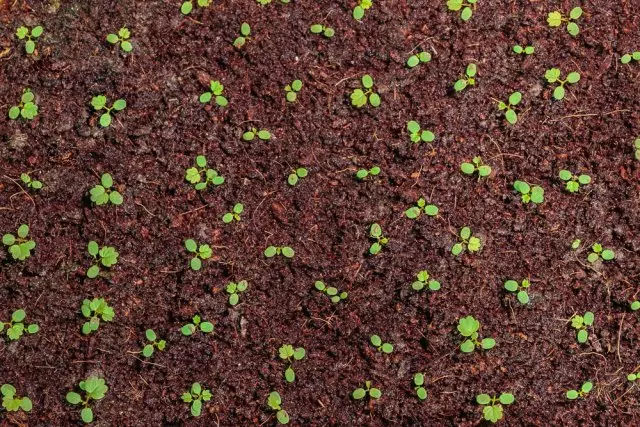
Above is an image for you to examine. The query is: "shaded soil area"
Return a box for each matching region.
[1,0,640,425]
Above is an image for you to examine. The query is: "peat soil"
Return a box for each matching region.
[1,0,640,425]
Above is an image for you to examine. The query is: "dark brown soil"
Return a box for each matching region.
[1,0,640,425]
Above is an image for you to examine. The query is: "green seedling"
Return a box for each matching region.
[81,298,114,335]
[447,0,477,21]
[279,344,306,383]
[513,44,534,55]
[226,280,248,306]
[460,156,491,178]
[1,384,32,412]
[91,95,126,127]
[287,167,308,185]
[504,279,531,304]
[264,245,295,258]
[545,68,580,100]
[181,383,212,417]
[369,223,388,255]
[548,7,583,36]
[284,80,302,102]
[559,170,591,192]
[411,270,441,291]
[370,334,393,353]
[454,63,477,92]
[350,74,380,108]
[106,27,132,52]
[356,166,380,180]
[587,243,615,263]
[571,239,581,250]
[181,315,214,336]
[185,155,225,190]
[89,173,123,205]
[181,0,211,15]
[1,309,39,341]
[451,226,481,256]
[2,224,36,260]
[457,315,495,353]
[413,373,427,400]
[406,120,435,143]
[16,25,43,54]
[310,24,335,38]
[66,377,108,424]
[86,241,119,278]
[566,381,593,399]
[627,370,640,381]
[631,300,640,311]
[407,51,431,68]
[352,381,381,400]
[223,203,244,223]
[267,391,289,424]
[243,128,271,141]
[233,23,251,49]
[570,311,594,344]
[141,329,166,358]
[405,198,439,219]
[353,0,373,20]
[184,239,212,271]
[314,281,347,303]
[513,180,544,204]
[476,393,515,423]
[496,91,522,124]
[635,138,640,160]
[199,80,228,106]
[8,88,38,120]
[20,173,43,190]
[621,51,640,64]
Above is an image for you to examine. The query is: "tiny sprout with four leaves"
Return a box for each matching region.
[513,45,534,55]
[284,80,302,102]
[9,88,38,120]
[314,281,348,303]
[447,0,478,22]
[267,391,290,424]
[16,25,43,54]
[353,0,373,21]
[621,51,640,64]
[181,315,214,336]
[497,91,522,125]
[406,120,435,143]
[407,51,431,68]
[411,270,441,292]
[476,393,515,424]
[587,243,615,263]
[547,7,583,36]
[184,239,212,271]
[405,198,439,219]
[310,24,335,38]
[504,279,531,304]
[2,224,36,260]
[559,170,591,193]
[91,95,126,127]
[181,383,212,417]
[545,68,580,100]
[454,63,477,92]
[181,0,210,15]
[223,203,244,223]
[369,223,388,255]
[570,311,594,344]
[287,167,308,185]
[233,23,251,49]
[452,226,481,256]
[370,334,393,354]
[264,245,295,258]
[1,309,39,341]
[81,298,115,335]
[351,75,380,108]
[185,155,225,190]
[90,173,123,205]
[199,80,228,107]
[20,173,43,190]
[352,380,381,400]
[413,373,427,400]
[243,128,271,141]
[566,381,593,400]
[457,315,495,353]
[106,27,132,52]
[141,329,166,358]
[356,166,380,180]
[226,280,248,306]
[66,377,108,424]
[1,384,32,412]
[461,156,491,178]
[513,180,544,204]
[86,241,119,278]
[279,344,306,383]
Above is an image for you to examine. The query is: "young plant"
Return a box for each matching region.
[570,311,594,344]
[457,315,495,353]
[356,166,381,180]
[91,95,126,127]
[226,280,248,306]
[406,120,435,143]
[370,335,393,353]
[264,246,295,258]
[353,0,373,21]
[545,68,580,100]
[279,344,306,383]
[233,23,251,48]
[314,281,347,303]
[266,391,289,425]
[587,243,615,263]
[141,329,166,358]
[20,173,43,190]
[447,0,477,21]
[181,0,210,15]
[413,373,427,400]
[66,377,108,423]
[199,80,228,106]
[284,80,302,102]
[8,88,38,120]
[89,173,123,205]
[181,383,212,417]
[222,203,244,223]
[621,51,640,64]
[406,51,431,68]
[451,226,481,256]
[559,170,591,193]
[504,279,531,304]
[497,91,522,124]
[287,167,308,185]
[476,393,515,423]
[81,298,114,335]
[106,27,132,52]
[184,239,212,271]
[310,24,335,38]
[460,156,491,178]
[350,75,380,108]
[2,224,36,260]
[86,241,119,278]
[185,155,225,190]
[547,7,583,36]
[242,128,271,141]
[16,25,43,54]
[513,44,534,55]
[368,223,388,255]
[405,198,439,219]
[181,315,214,336]
[352,381,381,400]
[513,180,544,204]
[453,64,476,92]
[635,138,640,160]
[411,270,441,291]
[1,309,39,341]
[1,384,32,412]
[566,381,593,399]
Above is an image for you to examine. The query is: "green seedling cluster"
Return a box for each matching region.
[226,280,248,306]
[9,88,38,120]
[3,224,36,260]
[90,173,123,205]
[621,51,640,64]
[405,198,438,219]
[284,80,302,102]
[141,329,166,358]
[356,166,380,180]
[223,203,244,223]
[287,167,308,185]
[233,23,251,49]
[181,315,214,336]
[406,120,435,143]
[447,0,477,21]
[66,377,108,423]
[570,311,594,344]
[279,344,306,382]
[370,334,393,353]
[457,315,495,353]
[267,391,290,424]
[504,279,531,304]
[352,381,381,400]
[497,91,522,124]
[454,63,477,92]
[547,7,583,36]
[185,155,225,190]
[476,393,515,423]
[314,281,348,303]
[264,245,295,258]
[413,373,427,400]
[587,243,615,263]
[566,381,593,399]
[368,223,388,255]
[353,0,372,21]
[411,270,441,291]
[451,226,481,256]
[545,68,580,100]
[243,128,271,141]
[351,75,380,108]
[513,180,544,204]
[1,309,39,341]
[86,241,119,278]
[91,95,126,127]
[1,384,32,412]
[407,51,431,68]
[513,44,534,55]
[461,156,491,178]
[106,27,133,52]
[16,25,43,54]
[181,383,211,417]
[310,24,334,38]
[181,0,210,15]
[184,239,212,271]
[199,80,228,106]
[559,170,591,192]
[20,173,43,190]
[81,298,115,335]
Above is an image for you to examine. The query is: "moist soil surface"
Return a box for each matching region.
[1,0,640,426]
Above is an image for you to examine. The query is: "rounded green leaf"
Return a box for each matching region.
[191,399,202,417]
[352,388,366,399]
[601,249,615,260]
[285,367,295,382]
[361,75,374,89]
[310,24,323,34]
[570,7,583,20]
[460,7,472,21]
[3,233,16,245]
[517,291,529,304]
[581,381,593,393]
[621,54,631,64]
[190,257,202,271]
[567,22,579,36]
[27,324,39,334]
[407,55,419,68]
[559,170,572,181]
[460,339,475,353]
[577,174,591,184]
[9,106,20,119]
[109,191,123,205]
[281,247,295,258]
[142,344,154,357]
[416,387,427,400]
[566,72,580,84]
[276,409,289,424]
[424,205,438,216]
[369,388,382,399]
[481,338,496,349]
[66,391,82,404]
[25,40,35,54]
[454,79,467,92]
[583,311,594,325]
[229,293,239,306]
[513,45,523,54]
[112,99,127,111]
[504,280,518,292]
[258,130,271,140]
[451,243,463,256]
[566,389,579,399]
[185,239,197,252]
[460,227,471,240]
[106,33,119,44]
[381,343,393,353]
[199,92,212,103]
[505,109,517,125]
[240,23,251,37]
[460,163,475,174]
[499,393,515,405]
[81,407,94,423]
[476,394,491,405]
[181,1,193,14]
[369,93,381,107]
[509,91,522,105]
[577,329,588,343]
[100,113,112,127]
[87,265,100,278]
[145,329,157,341]
[286,92,297,102]
[200,322,214,333]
